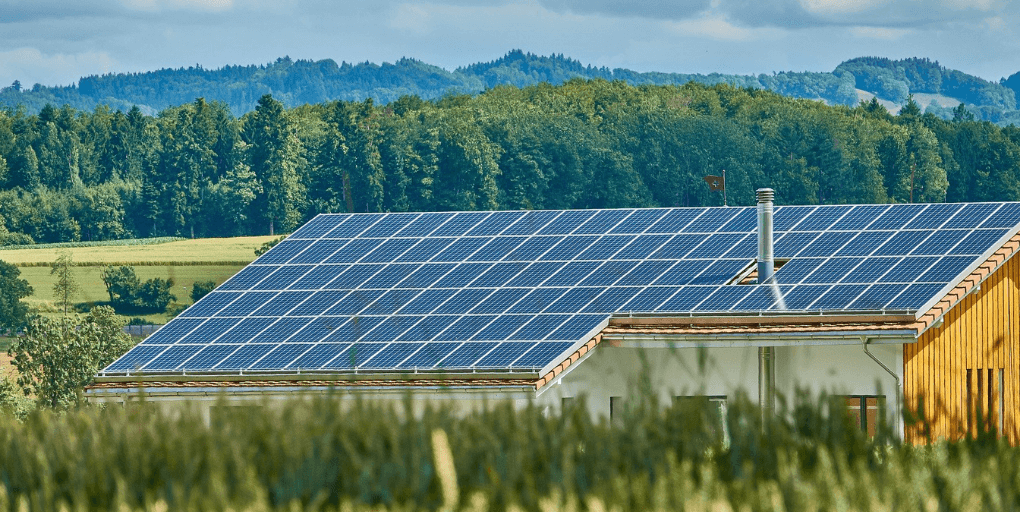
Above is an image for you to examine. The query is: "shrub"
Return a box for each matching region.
[100,265,177,313]
[191,280,216,302]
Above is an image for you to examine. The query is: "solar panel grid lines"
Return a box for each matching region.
[101,203,1020,376]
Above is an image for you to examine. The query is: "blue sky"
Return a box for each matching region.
[1,0,1018,88]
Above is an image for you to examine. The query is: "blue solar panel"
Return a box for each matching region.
[398,315,459,341]
[256,239,313,264]
[625,286,679,311]
[435,289,496,314]
[953,229,1009,255]
[107,345,165,370]
[470,288,531,314]
[469,237,527,261]
[466,211,526,236]
[361,343,423,369]
[473,315,533,341]
[361,239,420,263]
[905,203,963,229]
[398,342,460,368]
[432,263,492,288]
[287,290,348,316]
[360,213,420,238]
[104,202,1020,376]
[179,318,240,343]
[435,315,498,341]
[514,342,575,369]
[658,286,715,311]
[216,344,276,370]
[219,265,278,291]
[323,316,386,342]
[290,214,349,239]
[504,210,560,235]
[981,203,1020,228]
[576,235,636,260]
[251,343,314,370]
[540,236,599,261]
[868,204,926,230]
[538,210,595,235]
[324,289,385,315]
[289,343,351,369]
[432,238,490,262]
[324,215,380,238]
[396,263,456,288]
[475,342,535,368]
[649,234,705,259]
[647,209,702,233]
[439,343,496,368]
[143,345,203,371]
[793,206,852,231]
[610,209,668,234]
[505,236,563,261]
[395,238,456,262]
[689,260,748,285]
[394,212,454,237]
[360,316,423,342]
[583,287,642,313]
[683,208,739,233]
[430,212,488,236]
[579,260,638,286]
[943,203,999,228]
[837,232,893,256]
[618,261,676,286]
[874,231,932,256]
[574,209,632,234]
[214,318,277,344]
[830,205,889,230]
[180,291,241,318]
[290,240,349,264]
[509,288,569,313]
[839,257,900,284]
[774,232,820,258]
[395,288,457,314]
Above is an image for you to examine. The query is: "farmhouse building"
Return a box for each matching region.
[88,193,1020,443]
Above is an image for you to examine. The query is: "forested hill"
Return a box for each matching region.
[2,80,1020,247]
[2,51,1018,124]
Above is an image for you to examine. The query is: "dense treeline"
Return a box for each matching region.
[3,51,1019,123]
[1,79,1020,244]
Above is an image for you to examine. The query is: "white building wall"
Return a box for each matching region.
[538,343,903,430]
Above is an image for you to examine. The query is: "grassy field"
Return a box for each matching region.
[1,236,277,324]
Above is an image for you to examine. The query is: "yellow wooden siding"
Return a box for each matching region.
[904,253,1020,444]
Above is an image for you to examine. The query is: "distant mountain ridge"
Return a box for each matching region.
[2,50,1019,124]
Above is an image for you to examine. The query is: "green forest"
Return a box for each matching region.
[3,51,1019,124]
[1,79,1019,245]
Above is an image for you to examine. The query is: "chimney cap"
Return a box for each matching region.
[756,188,774,203]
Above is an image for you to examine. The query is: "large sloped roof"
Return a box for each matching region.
[100,202,1020,378]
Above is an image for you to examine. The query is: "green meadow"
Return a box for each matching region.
[1,236,277,324]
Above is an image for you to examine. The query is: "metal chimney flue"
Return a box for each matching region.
[756,188,775,284]
[756,188,776,429]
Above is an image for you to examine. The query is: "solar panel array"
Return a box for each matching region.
[104,202,1020,376]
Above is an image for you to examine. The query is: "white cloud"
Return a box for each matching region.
[388,3,433,34]
[670,13,784,41]
[119,0,235,12]
[0,48,117,87]
[849,26,912,40]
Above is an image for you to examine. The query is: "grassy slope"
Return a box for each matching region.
[1,236,277,324]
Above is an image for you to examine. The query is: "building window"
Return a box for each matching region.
[842,395,885,437]
[610,396,625,423]
[966,368,1004,437]
[675,395,728,443]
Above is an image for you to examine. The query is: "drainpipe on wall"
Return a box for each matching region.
[757,188,776,428]
[862,336,902,438]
